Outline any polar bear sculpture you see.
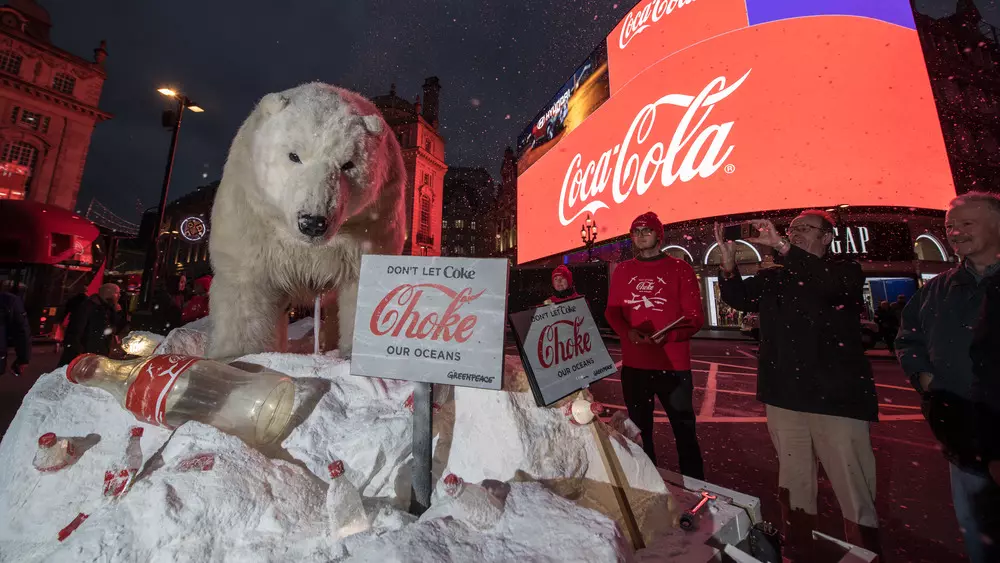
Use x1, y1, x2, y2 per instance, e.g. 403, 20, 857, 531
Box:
207, 83, 406, 359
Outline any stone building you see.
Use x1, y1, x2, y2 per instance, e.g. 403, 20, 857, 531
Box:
0, 0, 111, 208
372, 77, 447, 256
486, 146, 517, 262
441, 166, 493, 257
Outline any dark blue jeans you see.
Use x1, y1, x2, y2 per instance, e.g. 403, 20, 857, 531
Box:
950, 463, 1000, 563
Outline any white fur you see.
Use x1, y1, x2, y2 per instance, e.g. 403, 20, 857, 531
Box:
207, 83, 406, 359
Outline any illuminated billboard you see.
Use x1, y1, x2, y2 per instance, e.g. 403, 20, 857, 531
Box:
515, 0, 955, 264
515, 43, 610, 175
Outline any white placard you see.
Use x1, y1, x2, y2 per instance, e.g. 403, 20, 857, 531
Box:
508, 297, 617, 406
350, 255, 509, 390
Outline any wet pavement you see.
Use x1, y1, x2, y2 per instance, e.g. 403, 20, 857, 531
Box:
582, 338, 964, 563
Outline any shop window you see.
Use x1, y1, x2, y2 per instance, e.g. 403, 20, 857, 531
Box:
0, 50, 21, 75
52, 72, 76, 96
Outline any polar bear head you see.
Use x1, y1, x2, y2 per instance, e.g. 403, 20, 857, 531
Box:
243, 83, 391, 244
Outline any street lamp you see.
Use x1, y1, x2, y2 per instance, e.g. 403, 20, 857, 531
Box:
139, 87, 204, 307
580, 214, 598, 261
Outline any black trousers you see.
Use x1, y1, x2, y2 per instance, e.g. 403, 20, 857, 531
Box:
621, 366, 705, 479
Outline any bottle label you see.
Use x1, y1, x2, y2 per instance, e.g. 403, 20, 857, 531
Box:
125, 355, 198, 427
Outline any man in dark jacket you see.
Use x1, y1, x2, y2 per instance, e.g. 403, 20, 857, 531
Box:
1, 288, 31, 376
716, 210, 880, 558
57, 283, 122, 367
896, 192, 1000, 563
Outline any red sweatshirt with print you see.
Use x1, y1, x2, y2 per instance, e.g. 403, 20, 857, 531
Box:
605, 254, 705, 370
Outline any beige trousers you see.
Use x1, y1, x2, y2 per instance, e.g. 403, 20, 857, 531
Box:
766, 404, 878, 527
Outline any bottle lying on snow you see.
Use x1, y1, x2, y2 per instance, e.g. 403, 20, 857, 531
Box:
423, 473, 509, 530
66, 354, 296, 447
32, 432, 81, 472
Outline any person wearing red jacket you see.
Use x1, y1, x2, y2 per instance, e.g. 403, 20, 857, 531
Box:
544, 265, 582, 305
605, 211, 705, 478
181, 275, 212, 324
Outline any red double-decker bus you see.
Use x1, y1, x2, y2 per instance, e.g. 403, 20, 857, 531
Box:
0, 200, 106, 339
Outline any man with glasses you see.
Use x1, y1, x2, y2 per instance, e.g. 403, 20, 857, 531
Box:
605, 212, 705, 479
715, 210, 880, 559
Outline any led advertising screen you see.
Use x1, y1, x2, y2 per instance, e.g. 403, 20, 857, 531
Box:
515, 43, 610, 175
515, 1, 956, 264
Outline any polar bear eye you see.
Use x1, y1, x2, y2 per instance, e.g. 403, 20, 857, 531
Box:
341, 160, 356, 171
288, 152, 301, 163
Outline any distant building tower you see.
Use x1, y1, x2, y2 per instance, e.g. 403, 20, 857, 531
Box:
488, 146, 517, 261
442, 166, 493, 257
373, 77, 447, 256
0, 0, 112, 208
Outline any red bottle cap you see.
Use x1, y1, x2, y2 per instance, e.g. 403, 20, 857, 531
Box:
328, 460, 345, 479
130, 427, 144, 437
65, 354, 98, 384
38, 433, 57, 447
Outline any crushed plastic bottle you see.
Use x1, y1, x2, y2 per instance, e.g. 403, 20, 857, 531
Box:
438, 473, 507, 530
66, 354, 295, 447
325, 458, 369, 538
32, 433, 80, 472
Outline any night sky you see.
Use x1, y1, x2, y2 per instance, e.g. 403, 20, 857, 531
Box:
43, 0, 636, 222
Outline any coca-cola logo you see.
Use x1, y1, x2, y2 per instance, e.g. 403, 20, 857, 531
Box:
635, 281, 655, 292
558, 69, 750, 226
619, 0, 699, 50
537, 316, 592, 369
370, 283, 484, 343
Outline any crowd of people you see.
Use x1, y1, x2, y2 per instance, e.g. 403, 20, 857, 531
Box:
541, 194, 999, 562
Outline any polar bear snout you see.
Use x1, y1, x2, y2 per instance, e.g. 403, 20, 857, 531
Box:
297, 213, 330, 238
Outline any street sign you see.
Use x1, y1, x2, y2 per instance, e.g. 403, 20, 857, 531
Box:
508, 297, 617, 406
350, 255, 509, 390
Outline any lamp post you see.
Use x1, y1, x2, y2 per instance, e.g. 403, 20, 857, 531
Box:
580, 214, 598, 261
139, 88, 204, 307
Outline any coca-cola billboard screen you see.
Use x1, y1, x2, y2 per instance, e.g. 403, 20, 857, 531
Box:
516, 1, 956, 263
515, 43, 611, 176
350, 255, 509, 390
508, 297, 617, 407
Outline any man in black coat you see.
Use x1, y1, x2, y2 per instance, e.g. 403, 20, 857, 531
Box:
715, 210, 880, 559
897, 192, 1000, 563
58, 283, 123, 367
1, 287, 31, 376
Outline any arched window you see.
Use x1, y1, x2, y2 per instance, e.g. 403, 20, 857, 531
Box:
0, 50, 21, 75
3, 140, 38, 173
704, 241, 762, 265
662, 245, 694, 263
914, 234, 948, 262
52, 72, 75, 95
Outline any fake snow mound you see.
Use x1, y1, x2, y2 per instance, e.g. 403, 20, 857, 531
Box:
0, 325, 674, 562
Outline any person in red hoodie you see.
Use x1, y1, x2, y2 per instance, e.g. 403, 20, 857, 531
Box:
605, 211, 705, 478
181, 275, 212, 324
544, 265, 582, 305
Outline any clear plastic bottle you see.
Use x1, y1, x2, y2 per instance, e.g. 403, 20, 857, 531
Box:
33, 432, 80, 472
67, 354, 296, 447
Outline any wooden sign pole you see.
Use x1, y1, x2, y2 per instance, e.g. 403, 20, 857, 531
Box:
590, 419, 645, 550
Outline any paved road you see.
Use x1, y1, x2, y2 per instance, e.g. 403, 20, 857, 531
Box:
4, 340, 963, 561
578, 339, 963, 563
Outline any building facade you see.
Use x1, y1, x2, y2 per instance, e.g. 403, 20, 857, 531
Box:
487, 146, 517, 261
913, 0, 1000, 195
442, 166, 493, 257
0, 0, 111, 208
135, 181, 216, 282
372, 78, 447, 256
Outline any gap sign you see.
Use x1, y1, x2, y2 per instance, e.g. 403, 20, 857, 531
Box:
509, 297, 617, 407
350, 255, 509, 390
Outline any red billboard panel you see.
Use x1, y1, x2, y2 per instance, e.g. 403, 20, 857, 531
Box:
607, 0, 749, 94
517, 14, 955, 263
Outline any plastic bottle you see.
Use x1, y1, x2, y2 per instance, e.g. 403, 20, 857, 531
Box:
32, 432, 80, 472
67, 354, 296, 447
440, 473, 506, 530
325, 459, 369, 538
104, 427, 145, 498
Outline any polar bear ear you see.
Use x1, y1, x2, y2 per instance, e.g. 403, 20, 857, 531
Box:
258, 93, 290, 117
360, 114, 384, 135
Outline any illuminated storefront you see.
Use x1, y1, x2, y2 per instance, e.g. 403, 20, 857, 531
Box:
512, 1, 958, 328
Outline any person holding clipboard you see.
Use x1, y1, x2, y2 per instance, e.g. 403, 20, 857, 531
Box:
605, 211, 705, 479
